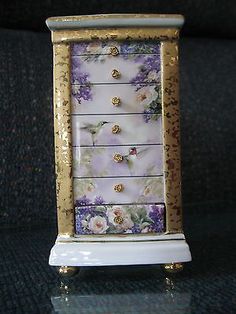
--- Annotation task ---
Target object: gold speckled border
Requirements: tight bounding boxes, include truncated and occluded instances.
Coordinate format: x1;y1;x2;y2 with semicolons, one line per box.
161;41;182;233
52;28;179;43
53;43;74;236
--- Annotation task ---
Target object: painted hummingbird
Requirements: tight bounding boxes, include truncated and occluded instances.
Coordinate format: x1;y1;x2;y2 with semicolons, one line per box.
80;121;109;145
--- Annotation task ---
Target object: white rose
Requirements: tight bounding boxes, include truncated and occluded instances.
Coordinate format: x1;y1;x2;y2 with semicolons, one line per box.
88;216;108;234
86;42;103;54
81;220;88;228
107;206;134;231
136;86;159;106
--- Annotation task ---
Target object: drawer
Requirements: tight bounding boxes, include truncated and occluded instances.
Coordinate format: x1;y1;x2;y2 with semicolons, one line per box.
75;203;165;235
72;114;163;146
71;41;160;56
71;53;160;85
73;176;164;205
71;83;161;115
73;145;163;177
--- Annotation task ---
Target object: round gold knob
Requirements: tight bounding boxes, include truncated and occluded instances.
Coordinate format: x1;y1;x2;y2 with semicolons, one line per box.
112;124;121;134
111;69;121;79
114;216;124;224
114;184;124;192
111;97;121;106
113;153;123;163
110;46;119;56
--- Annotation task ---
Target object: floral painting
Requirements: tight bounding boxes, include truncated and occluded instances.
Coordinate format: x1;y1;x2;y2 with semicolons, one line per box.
71;41;160;57
71;41;162;122
75;195;165;234
73;145;163;177
73;176;164;205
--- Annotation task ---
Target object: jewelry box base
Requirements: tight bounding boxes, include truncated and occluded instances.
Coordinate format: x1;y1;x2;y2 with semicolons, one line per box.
49;233;191;266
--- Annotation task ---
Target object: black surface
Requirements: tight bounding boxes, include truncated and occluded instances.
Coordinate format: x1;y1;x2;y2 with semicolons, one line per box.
1;28;236;228
0;0;236;39
0;210;235;313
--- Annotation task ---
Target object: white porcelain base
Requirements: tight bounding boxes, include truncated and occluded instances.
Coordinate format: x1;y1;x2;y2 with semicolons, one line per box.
49;233;191;266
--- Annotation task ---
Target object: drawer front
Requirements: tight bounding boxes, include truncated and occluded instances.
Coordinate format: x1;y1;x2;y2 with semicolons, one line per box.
73;145;163;177
75;203;165;235
73;177;164;205
71;83;161;115
71;41;160;56
72;114;163;146
71;53;160;85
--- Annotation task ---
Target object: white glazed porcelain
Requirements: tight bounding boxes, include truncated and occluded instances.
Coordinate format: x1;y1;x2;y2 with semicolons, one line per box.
49;234;191;266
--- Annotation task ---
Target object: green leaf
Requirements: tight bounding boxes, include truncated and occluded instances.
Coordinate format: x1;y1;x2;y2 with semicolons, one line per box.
140;222;151;229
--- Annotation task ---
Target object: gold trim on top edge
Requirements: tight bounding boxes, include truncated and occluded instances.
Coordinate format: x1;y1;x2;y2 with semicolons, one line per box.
51;28;179;43
161;41;182;233
47;13;184;23
53;43;74;236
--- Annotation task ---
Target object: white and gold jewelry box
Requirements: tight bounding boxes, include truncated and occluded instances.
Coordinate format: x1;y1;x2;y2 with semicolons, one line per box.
46;14;191;275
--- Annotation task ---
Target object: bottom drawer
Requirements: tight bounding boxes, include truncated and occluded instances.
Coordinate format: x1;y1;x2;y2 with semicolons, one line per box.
75;203;165;235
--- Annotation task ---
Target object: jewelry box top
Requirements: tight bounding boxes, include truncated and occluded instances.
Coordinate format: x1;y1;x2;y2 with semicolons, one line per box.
46;14;185;31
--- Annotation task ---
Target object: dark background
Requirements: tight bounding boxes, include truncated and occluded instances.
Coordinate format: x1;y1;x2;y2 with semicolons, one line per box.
1;0;236;229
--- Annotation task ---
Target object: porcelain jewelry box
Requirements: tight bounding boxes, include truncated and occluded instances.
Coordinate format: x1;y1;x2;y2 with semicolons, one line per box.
46;14;191;275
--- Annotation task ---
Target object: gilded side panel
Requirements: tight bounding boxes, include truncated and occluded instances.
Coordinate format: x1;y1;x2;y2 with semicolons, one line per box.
161;41;182;233
53;43;74;236
52;28;179;43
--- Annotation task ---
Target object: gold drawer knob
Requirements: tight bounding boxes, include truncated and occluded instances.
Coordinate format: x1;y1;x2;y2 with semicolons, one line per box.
111;97;121;106
114;183;124;193
110;46;119;56
111;69;121;79
113;215;124;224
113;153;123;163
112;124;121;134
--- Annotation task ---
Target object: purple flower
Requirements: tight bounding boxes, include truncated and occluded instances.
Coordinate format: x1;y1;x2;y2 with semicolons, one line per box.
149;204;165;233
75;195;91;206
94;195;105;205
131;224;141;234
120;42;160;55
71;43;88;55
143;108;155;123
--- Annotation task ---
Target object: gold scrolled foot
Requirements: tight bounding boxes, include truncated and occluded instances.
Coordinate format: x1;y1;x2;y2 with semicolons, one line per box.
162;263;184;274
57;266;79;277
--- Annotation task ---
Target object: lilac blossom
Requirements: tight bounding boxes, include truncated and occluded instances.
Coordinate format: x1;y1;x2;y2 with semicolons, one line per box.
94;195;105;205
148;204;165;233
75;195;91;206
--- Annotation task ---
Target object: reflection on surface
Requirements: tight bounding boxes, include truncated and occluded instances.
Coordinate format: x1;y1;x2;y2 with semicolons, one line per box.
50;265;191;314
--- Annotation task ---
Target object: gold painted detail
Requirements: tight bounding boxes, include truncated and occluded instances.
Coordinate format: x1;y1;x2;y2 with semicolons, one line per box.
110;46;119;56
113;216;124;224
111;96;121;106
114;184;124;192
53;43;74;236
163;263;184;273
51;28;179;43
111;69;121;79
161;41;182;233
58;266;79;277
113;153;123;163
112;124;121;134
